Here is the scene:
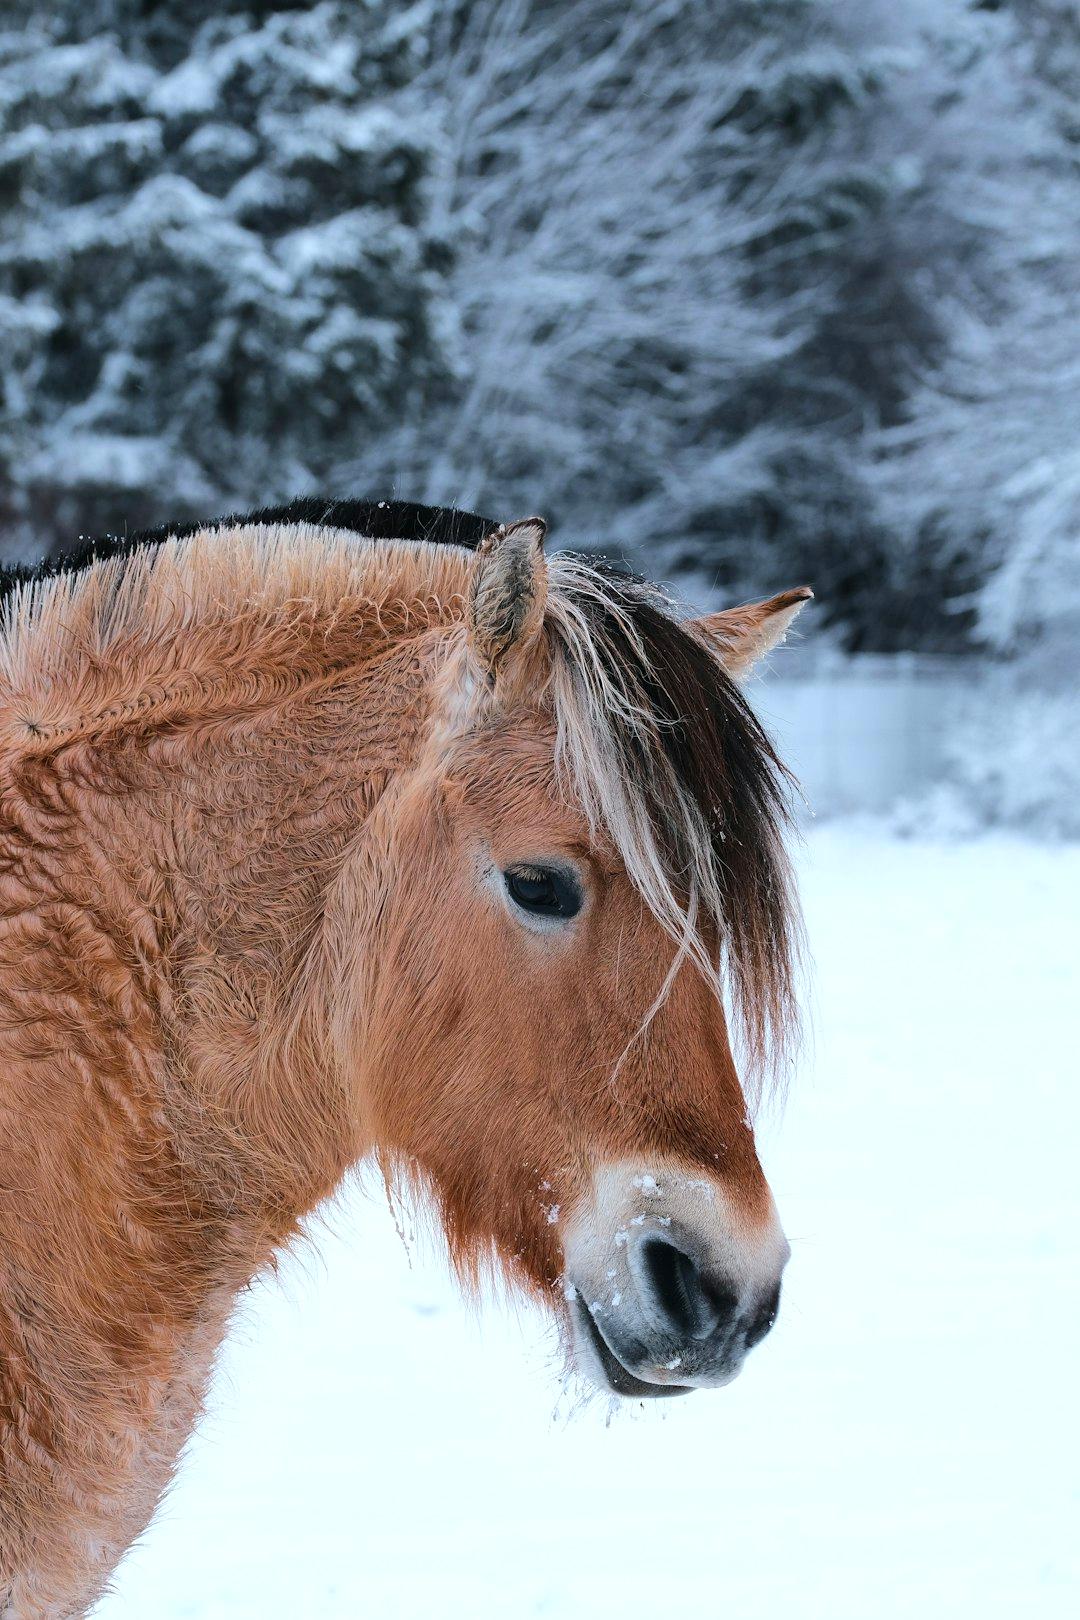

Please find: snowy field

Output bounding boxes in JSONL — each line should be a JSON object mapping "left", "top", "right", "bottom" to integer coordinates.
{"left": 98, "top": 826, "right": 1079, "bottom": 1619}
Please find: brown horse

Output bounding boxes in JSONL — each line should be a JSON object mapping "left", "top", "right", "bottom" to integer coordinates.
{"left": 0, "top": 500, "right": 809, "bottom": 1617}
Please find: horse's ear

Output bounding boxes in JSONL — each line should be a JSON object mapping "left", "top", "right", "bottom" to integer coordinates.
{"left": 467, "top": 517, "right": 549, "bottom": 684}
{"left": 692, "top": 586, "right": 813, "bottom": 678}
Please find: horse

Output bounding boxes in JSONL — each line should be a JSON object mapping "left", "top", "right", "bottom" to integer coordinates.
{"left": 0, "top": 499, "right": 810, "bottom": 1617}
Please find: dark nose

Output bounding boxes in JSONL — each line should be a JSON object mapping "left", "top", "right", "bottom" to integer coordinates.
{"left": 637, "top": 1234, "right": 781, "bottom": 1350}
{"left": 638, "top": 1234, "right": 739, "bottom": 1340}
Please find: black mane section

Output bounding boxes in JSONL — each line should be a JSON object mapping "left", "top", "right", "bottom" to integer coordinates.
{"left": 0, "top": 499, "right": 498, "bottom": 605}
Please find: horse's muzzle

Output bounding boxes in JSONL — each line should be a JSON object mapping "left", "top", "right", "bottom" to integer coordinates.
{"left": 562, "top": 1161, "right": 789, "bottom": 1397}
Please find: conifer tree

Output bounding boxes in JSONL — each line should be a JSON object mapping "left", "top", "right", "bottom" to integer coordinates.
{"left": 366, "top": 0, "right": 958, "bottom": 647}
{"left": 0, "top": 1, "right": 458, "bottom": 553}
{"left": 872, "top": 0, "right": 1080, "bottom": 651}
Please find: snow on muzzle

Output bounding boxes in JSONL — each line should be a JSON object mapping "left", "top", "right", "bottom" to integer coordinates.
{"left": 561, "top": 1161, "right": 790, "bottom": 1397}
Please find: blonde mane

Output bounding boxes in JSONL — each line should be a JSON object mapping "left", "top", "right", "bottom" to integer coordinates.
{"left": 0, "top": 522, "right": 471, "bottom": 709}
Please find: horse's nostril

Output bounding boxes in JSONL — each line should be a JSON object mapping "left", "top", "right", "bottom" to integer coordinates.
{"left": 638, "top": 1236, "right": 737, "bottom": 1340}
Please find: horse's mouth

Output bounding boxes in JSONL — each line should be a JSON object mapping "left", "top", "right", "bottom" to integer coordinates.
{"left": 572, "top": 1295, "right": 693, "bottom": 1399}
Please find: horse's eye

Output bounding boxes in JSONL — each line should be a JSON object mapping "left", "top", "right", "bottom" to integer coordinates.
{"left": 504, "top": 865, "right": 582, "bottom": 921}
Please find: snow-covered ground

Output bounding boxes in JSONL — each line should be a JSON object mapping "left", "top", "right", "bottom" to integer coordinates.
{"left": 98, "top": 827, "right": 1079, "bottom": 1619}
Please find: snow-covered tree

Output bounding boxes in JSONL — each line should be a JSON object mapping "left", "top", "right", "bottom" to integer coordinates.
{"left": 346, "top": 0, "right": 980, "bottom": 646}
{"left": 0, "top": 1, "right": 459, "bottom": 555}
{"left": 1, "top": 0, "right": 1076, "bottom": 653}
{"left": 871, "top": 0, "right": 1080, "bottom": 651}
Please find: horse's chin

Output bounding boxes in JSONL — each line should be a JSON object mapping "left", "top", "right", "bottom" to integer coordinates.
{"left": 570, "top": 1295, "right": 694, "bottom": 1399}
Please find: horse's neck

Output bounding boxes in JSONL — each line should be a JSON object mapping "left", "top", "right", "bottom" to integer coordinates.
{"left": 0, "top": 552, "right": 465, "bottom": 1608}
{"left": 0, "top": 603, "right": 436, "bottom": 1355}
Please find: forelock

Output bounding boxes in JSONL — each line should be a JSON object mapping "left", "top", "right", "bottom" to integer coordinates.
{"left": 541, "top": 555, "right": 801, "bottom": 1100}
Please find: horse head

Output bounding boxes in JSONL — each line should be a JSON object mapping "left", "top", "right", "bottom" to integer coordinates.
{"left": 342, "top": 518, "right": 810, "bottom": 1396}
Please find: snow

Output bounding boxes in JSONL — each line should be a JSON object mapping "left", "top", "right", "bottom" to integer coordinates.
{"left": 632, "top": 1173, "right": 660, "bottom": 1195}
{"left": 97, "top": 825, "right": 1079, "bottom": 1618}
